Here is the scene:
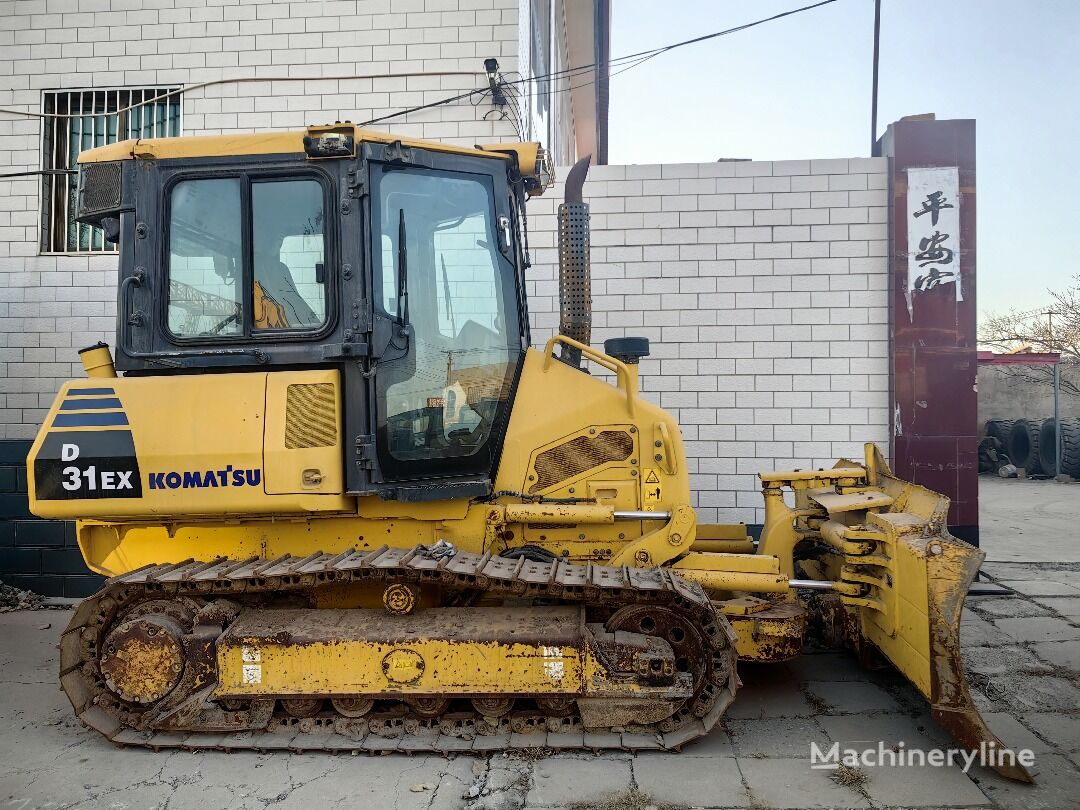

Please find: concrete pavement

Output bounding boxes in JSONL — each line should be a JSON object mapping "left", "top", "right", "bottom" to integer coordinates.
{"left": 2, "top": 476, "right": 1078, "bottom": 809}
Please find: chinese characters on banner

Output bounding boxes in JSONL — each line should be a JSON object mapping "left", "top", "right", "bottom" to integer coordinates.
{"left": 906, "top": 166, "right": 961, "bottom": 318}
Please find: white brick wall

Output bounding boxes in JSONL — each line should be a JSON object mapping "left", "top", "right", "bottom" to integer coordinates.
{"left": 525, "top": 159, "right": 891, "bottom": 524}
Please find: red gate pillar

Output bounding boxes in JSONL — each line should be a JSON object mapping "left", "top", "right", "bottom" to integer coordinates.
{"left": 879, "top": 116, "right": 979, "bottom": 545}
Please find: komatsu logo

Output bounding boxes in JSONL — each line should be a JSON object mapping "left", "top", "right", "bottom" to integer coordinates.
{"left": 148, "top": 467, "right": 262, "bottom": 490}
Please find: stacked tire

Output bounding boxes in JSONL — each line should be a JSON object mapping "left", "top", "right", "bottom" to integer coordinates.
{"left": 1009, "top": 419, "right": 1045, "bottom": 476}
{"left": 1038, "top": 417, "right": 1080, "bottom": 478}
{"left": 984, "top": 419, "right": 1015, "bottom": 445}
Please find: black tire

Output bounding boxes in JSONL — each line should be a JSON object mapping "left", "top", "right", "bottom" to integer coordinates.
{"left": 1038, "top": 419, "right": 1058, "bottom": 474}
{"left": 1009, "top": 419, "right": 1045, "bottom": 476}
{"left": 985, "top": 419, "right": 1015, "bottom": 444}
{"left": 1058, "top": 417, "right": 1080, "bottom": 478}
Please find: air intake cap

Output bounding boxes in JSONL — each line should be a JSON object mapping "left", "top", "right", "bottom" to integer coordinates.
{"left": 604, "top": 337, "right": 650, "bottom": 365}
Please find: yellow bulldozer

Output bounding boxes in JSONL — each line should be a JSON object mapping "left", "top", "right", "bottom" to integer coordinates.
{"left": 26, "top": 124, "right": 1029, "bottom": 781}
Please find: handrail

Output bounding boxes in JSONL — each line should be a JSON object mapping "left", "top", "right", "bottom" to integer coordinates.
{"left": 541, "top": 334, "right": 636, "bottom": 417}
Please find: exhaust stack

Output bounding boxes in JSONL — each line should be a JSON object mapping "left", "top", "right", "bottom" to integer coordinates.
{"left": 557, "top": 155, "right": 593, "bottom": 368}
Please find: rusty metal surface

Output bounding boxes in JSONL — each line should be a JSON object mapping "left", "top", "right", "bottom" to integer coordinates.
{"left": 223, "top": 605, "right": 582, "bottom": 647}
{"left": 926, "top": 540, "right": 1035, "bottom": 783}
{"left": 59, "top": 546, "right": 739, "bottom": 754}
{"left": 99, "top": 615, "right": 185, "bottom": 704}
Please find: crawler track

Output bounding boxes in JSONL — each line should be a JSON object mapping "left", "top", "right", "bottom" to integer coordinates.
{"left": 60, "top": 546, "right": 740, "bottom": 753}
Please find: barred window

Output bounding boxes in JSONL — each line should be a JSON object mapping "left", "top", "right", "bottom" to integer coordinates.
{"left": 40, "top": 88, "right": 181, "bottom": 254}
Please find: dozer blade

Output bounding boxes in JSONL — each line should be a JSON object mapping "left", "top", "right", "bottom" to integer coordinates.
{"left": 831, "top": 447, "right": 1035, "bottom": 783}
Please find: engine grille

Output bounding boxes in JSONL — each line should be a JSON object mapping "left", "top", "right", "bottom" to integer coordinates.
{"left": 529, "top": 430, "right": 634, "bottom": 493}
{"left": 285, "top": 383, "right": 337, "bottom": 449}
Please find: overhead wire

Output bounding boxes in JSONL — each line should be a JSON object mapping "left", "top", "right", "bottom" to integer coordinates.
{"left": 0, "top": 0, "right": 840, "bottom": 135}
{"left": 359, "top": 0, "right": 840, "bottom": 126}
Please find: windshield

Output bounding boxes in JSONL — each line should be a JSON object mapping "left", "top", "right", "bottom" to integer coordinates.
{"left": 372, "top": 167, "right": 522, "bottom": 467}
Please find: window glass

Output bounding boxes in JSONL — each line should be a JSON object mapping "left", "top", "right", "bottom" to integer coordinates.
{"left": 167, "top": 178, "right": 243, "bottom": 337}
{"left": 374, "top": 169, "right": 521, "bottom": 464}
{"left": 434, "top": 212, "right": 501, "bottom": 338}
{"left": 252, "top": 179, "right": 326, "bottom": 330}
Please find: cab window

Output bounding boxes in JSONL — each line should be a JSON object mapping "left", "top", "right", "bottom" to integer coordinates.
{"left": 252, "top": 179, "right": 326, "bottom": 330}
{"left": 167, "top": 176, "right": 327, "bottom": 338}
{"left": 167, "top": 178, "right": 244, "bottom": 337}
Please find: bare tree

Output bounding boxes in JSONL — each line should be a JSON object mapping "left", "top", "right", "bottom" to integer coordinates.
{"left": 980, "top": 274, "right": 1080, "bottom": 359}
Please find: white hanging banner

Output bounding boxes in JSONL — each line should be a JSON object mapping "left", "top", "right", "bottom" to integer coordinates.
{"left": 906, "top": 166, "right": 961, "bottom": 317}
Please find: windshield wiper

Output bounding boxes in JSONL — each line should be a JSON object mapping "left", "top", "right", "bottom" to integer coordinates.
{"left": 396, "top": 208, "right": 410, "bottom": 326}
{"left": 441, "top": 255, "right": 457, "bottom": 335}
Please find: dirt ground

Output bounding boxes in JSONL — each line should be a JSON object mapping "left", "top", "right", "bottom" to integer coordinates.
{"left": 1, "top": 476, "right": 1077, "bottom": 810}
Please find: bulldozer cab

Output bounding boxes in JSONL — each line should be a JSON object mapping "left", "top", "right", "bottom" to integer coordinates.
{"left": 81, "top": 127, "right": 539, "bottom": 500}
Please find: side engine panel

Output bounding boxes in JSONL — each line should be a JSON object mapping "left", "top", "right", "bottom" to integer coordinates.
{"left": 28, "top": 370, "right": 352, "bottom": 520}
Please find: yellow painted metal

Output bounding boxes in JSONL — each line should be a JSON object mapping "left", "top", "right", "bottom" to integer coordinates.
{"left": 217, "top": 609, "right": 585, "bottom": 697}
{"left": 540, "top": 336, "right": 638, "bottom": 416}
{"left": 719, "top": 598, "right": 807, "bottom": 662}
{"left": 810, "top": 490, "right": 895, "bottom": 513}
{"left": 652, "top": 421, "right": 678, "bottom": 475}
{"left": 494, "top": 349, "right": 691, "bottom": 559}
{"left": 504, "top": 503, "right": 615, "bottom": 524}
{"left": 78, "top": 124, "right": 518, "bottom": 165}
{"left": 675, "top": 552, "right": 780, "bottom": 574}
{"left": 79, "top": 345, "right": 116, "bottom": 378}
{"left": 817, "top": 520, "right": 876, "bottom": 555}
{"left": 691, "top": 539, "right": 755, "bottom": 554}
{"left": 215, "top": 604, "right": 672, "bottom": 701}
{"left": 28, "top": 371, "right": 354, "bottom": 521}
{"left": 609, "top": 503, "right": 695, "bottom": 567}
{"left": 520, "top": 422, "right": 638, "bottom": 499}
{"left": 263, "top": 370, "right": 344, "bottom": 496}
{"left": 477, "top": 141, "right": 541, "bottom": 175}
{"left": 672, "top": 568, "right": 790, "bottom": 594}
{"left": 697, "top": 523, "right": 750, "bottom": 541}
{"left": 759, "top": 467, "right": 865, "bottom": 483}
{"left": 690, "top": 519, "right": 756, "bottom": 556}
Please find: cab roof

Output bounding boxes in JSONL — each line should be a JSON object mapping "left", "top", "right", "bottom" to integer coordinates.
{"left": 78, "top": 122, "right": 534, "bottom": 168}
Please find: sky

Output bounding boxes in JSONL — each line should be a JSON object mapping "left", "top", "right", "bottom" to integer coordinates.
{"left": 608, "top": 0, "right": 1080, "bottom": 319}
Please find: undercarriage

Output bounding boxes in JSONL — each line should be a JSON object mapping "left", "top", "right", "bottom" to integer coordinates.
{"left": 61, "top": 547, "right": 739, "bottom": 752}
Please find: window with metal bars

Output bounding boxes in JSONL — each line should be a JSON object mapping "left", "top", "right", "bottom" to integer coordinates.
{"left": 40, "top": 87, "right": 182, "bottom": 254}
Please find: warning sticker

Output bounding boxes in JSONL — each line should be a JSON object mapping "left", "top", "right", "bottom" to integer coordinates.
{"left": 643, "top": 470, "right": 662, "bottom": 504}
{"left": 242, "top": 664, "right": 262, "bottom": 684}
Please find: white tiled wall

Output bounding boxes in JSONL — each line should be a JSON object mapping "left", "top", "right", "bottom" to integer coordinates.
{"left": 524, "top": 159, "right": 891, "bottom": 523}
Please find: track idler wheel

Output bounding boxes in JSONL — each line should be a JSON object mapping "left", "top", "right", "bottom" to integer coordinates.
{"left": 607, "top": 605, "right": 706, "bottom": 690}
{"left": 331, "top": 696, "right": 375, "bottom": 718}
{"left": 281, "top": 698, "right": 323, "bottom": 718}
{"left": 605, "top": 603, "right": 712, "bottom": 726}
{"left": 99, "top": 615, "right": 186, "bottom": 705}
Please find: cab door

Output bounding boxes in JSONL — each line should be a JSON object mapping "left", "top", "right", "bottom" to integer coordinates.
{"left": 364, "top": 147, "right": 526, "bottom": 498}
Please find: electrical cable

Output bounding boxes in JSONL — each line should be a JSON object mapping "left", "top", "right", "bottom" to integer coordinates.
{"left": 0, "top": 71, "right": 486, "bottom": 121}
{"left": 0, "top": 169, "right": 76, "bottom": 179}
{"left": 362, "top": 0, "right": 841, "bottom": 126}
{"left": 0, "top": 0, "right": 840, "bottom": 135}
{"left": 506, "top": 0, "right": 839, "bottom": 93}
